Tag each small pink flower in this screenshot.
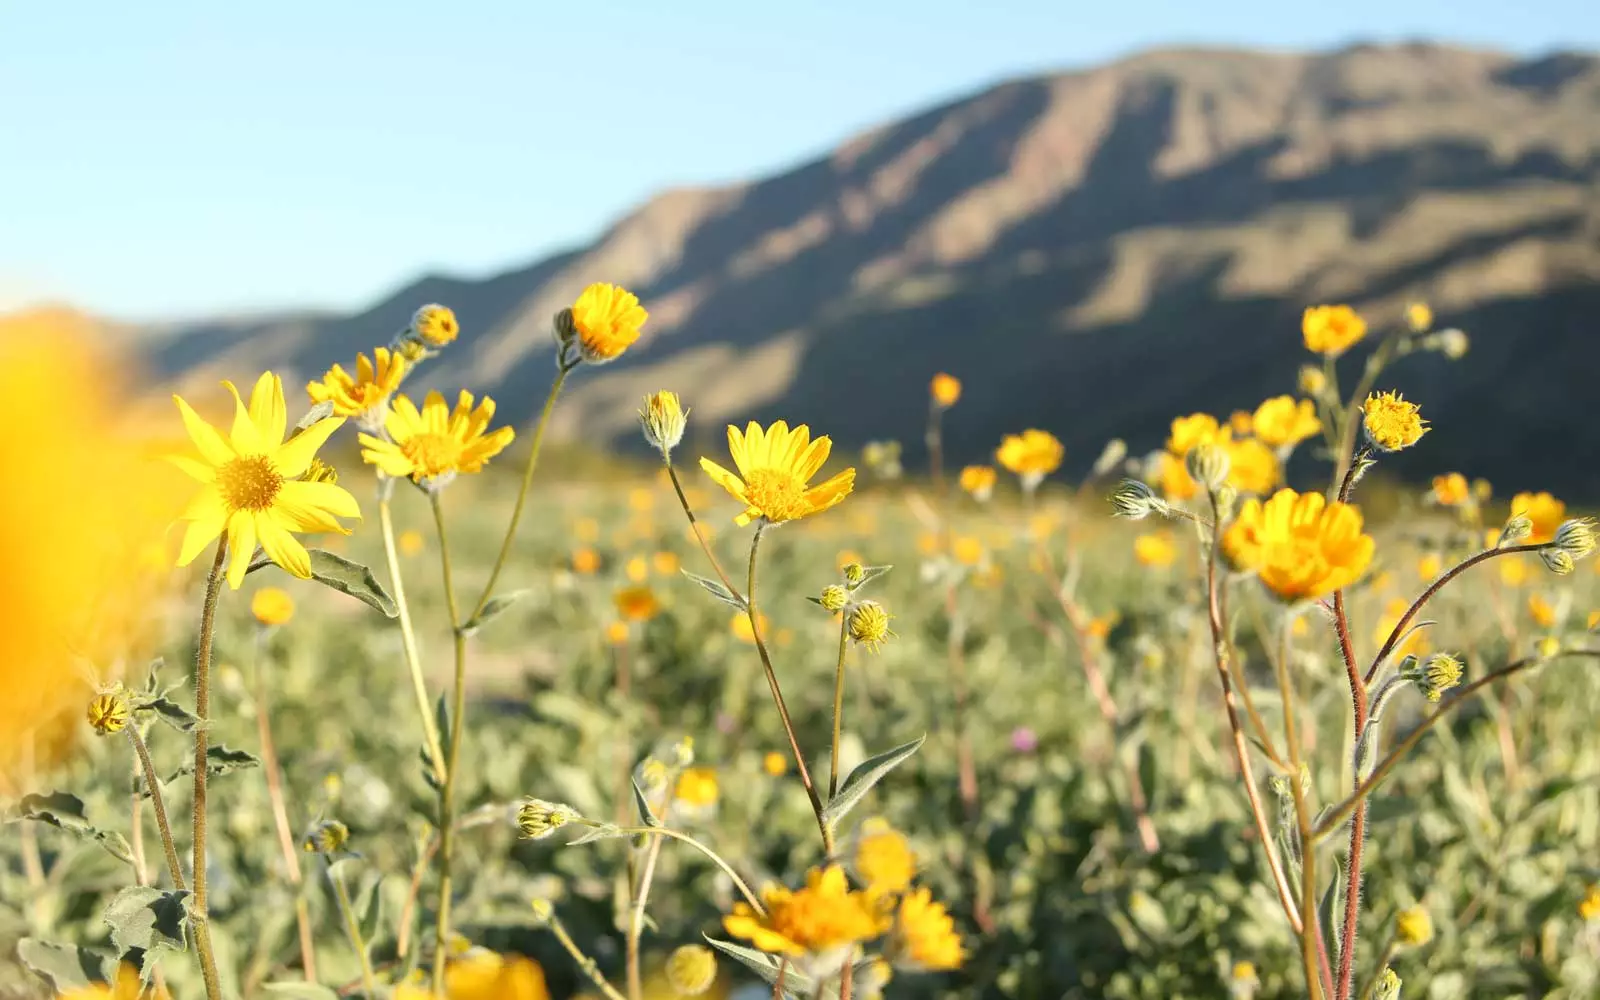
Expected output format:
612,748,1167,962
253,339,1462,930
1010,727,1038,753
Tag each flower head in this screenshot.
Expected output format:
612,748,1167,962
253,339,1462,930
665,944,718,996
302,819,350,854
613,586,661,622
1222,488,1375,602
1252,396,1321,448
959,465,996,502
1580,884,1600,923
1166,413,1220,456
638,390,687,457
1134,531,1177,568
1431,473,1469,506
307,348,407,428
359,390,515,489
1373,968,1402,1000
929,373,961,408
1109,479,1164,519
251,587,295,627
1395,905,1433,946
722,865,891,965
851,818,916,897
55,964,149,1000
1362,391,1428,452
1406,301,1433,332
411,304,460,347
171,372,360,589
1402,652,1463,703
568,282,647,364
731,610,769,644
87,690,131,736
1224,436,1281,494
1303,304,1367,355
1510,492,1567,544
444,950,551,1000
1298,365,1328,396
819,584,850,613
700,421,855,526
888,888,964,971
763,751,789,777
995,429,1063,490
674,766,719,809
847,601,895,652
1553,518,1597,561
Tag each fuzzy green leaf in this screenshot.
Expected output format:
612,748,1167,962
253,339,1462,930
461,589,530,635
103,886,190,961
249,550,397,617
16,939,116,993
680,570,746,609
170,745,261,782
702,936,808,995
140,695,201,732
822,734,925,825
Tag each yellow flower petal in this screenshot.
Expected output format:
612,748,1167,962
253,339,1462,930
247,371,288,447
255,512,312,579
225,511,258,589
275,415,346,478
223,379,267,455
174,394,235,466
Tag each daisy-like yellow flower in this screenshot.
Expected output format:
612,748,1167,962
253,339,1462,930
1166,413,1221,456
614,585,661,622
1228,409,1254,435
1134,531,1178,568
959,464,996,501
1406,301,1433,332
1528,593,1557,628
1223,436,1281,494
952,535,985,567
1156,451,1199,502
251,586,295,626
722,865,891,964
929,373,961,408
1302,304,1367,355
1362,391,1428,452
1251,396,1321,448
651,550,680,575
412,304,460,347
700,421,856,526
851,818,916,897
359,390,515,488
569,282,648,363
603,621,630,646
443,950,551,1000
171,372,360,589
1222,488,1375,602
995,429,1064,487
1509,491,1566,544
1395,905,1433,946
306,347,407,426
763,751,789,777
888,888,964,972
1432,473,1469,506
625,555,650,582
571,547,601,575
675,766,719,808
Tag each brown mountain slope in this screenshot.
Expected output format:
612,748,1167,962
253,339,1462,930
131,43,1600,495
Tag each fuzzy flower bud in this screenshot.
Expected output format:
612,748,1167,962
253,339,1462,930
302,819,350,855
1431,328,1469,359
819,584,850,613
1403,653,1463,703
1499,515,1533,546
1109,479,1164,520
1091,439,1127,479
516,799,580,840
1373,967,1402,1000
842,562,866,587
410,304,459,347
528,898,554,926
847,601,894,652
671,736,695,769
638,390,688,458
1297,365,1327,396
1540,548,1575,575
1185,441,1230,492
1551,518,1596,560
664,944,718,996
87,690,130,736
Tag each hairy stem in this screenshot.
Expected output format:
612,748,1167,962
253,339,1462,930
430,491,470,992
330,861,377,995
190,541,228,1000
126,726,186,892
1276,615,1333,999
547,909,629,1000
1334,591,1368,1000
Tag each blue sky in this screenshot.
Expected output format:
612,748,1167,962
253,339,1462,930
4,1,1597,320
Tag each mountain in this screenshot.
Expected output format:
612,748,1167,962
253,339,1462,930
123,43,1600,496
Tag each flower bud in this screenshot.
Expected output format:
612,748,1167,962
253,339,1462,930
1540,548,1575,575
1185,442,1230,492
1297,365,1327,396
665,944,718,996
1430,328,1468,359
1109,479,1164,520
847,601,894,651
1499,515,1533,546
302,819,350,854
410,304,459,347
1091,439,1127,479
638,390,688,458
87,690,130,736
516,799,579,840
1552,518,1596,560
842,562,866,587
819,584,849,613
528,898,554,926
1373,967,1402,1000
1402,653,1463,703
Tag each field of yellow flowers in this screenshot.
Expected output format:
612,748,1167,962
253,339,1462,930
3,296,1600,1000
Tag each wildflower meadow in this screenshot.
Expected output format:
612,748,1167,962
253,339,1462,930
3,293,1599,1000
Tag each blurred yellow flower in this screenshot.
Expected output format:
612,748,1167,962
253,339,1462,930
444,950,551,1000
359,390,515,486
852,818,916,896
959,464,997,501
1223,489,1374,602
1086,613,1119,641
889,888,964,971
1528,593,1557,628
1166,413,1220,456
1406,301,1433,332
572,548,601,575
570,282,647,364
763,751,789,777
1302,304,1367,355
400,528,426,556
1500,558,1528,587
412,304,460,347
1362,391,1428,452
722,865,891,961
604,621,630,646
1156,451,1199,501
628,487,655,512
1228,410,1254,435
929,372,962,408
624,555,650,582
573,517,601,542
1224,436,1281,495
701,421,856,526
56,964,154,999
1417,553,1443,580
172,372,359,589
651,550,680,575
1251,396,1320,448
664,944,719,997
1509,491,1565,544
1580,884,1600,923
836,549,865,572
674,766,719,808
1588,610,1600,630
251,587,296,627
614,586,661,622
995,429,1064,485
306,347,407,424
1375,597,1428,657
1298,365,1327,396
952,536,985,567
1134,531,1178,569
731,611,769,644
1395,905,1433,946
1432,473,1469,506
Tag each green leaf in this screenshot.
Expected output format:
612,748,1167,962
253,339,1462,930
170,745,261,781
263,986,342,1000
103,886,190,960
822,734,925,825
567,822,632,846
852,564,893,589
248,550,397,617
294,400,335,432
357,875,385,951
11,791,93,833
461,589,530,635
631,777,658,826
702,936,809,996
680,569,746,609
16,938,116,992
140,695,202,732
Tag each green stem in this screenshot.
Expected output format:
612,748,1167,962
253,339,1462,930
1356,934,1397,1000
430,490,470,993
471,363,572,620
330,861,377,995
546,909,629,1000
746,522,833,854
611,825,767,915
625,816,666,1000
666,461,741,598
828,618,849,799
126,726,186,892
189,541,229,1000
379,489,447,783
1329,335,1398,492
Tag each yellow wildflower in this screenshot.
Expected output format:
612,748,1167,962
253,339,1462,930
1362,391,1428,452
251,586,295,626
651,550,680,575
1376,597,1429,657
444,950,551,1000
1406,301,1433,332
722,866,891,963
1228,410,1254,435
952,535,985,567
701,421,855,526
87,691,131,736
1580,884,1600,922
1500,558,1528,587
398,529,425,556
411,304,460,347
569,282,647,364
1222,489,1375,602
763,751,789,777
604,620,630,646
1417,552,1443,580
1302,304,1367,355
614,586,661,622
359,390,515,487
995,429,1064,486
675,766,719,808
664,944,718,996
889,888,964,971
1156,451,1199,502
731,611,769,644
851,818,916,896
1395,905,1433,946
929,373,962,408
625,555,650,582
1223,436,1281,494
1432,473,1469,506
1251,396,1320,448
1166,413,1221,456
171,372,359,589
1134,531,1177,569
572,547,601,575
306,347,407,425
1509,491,1565,544
959,464,997,501
1528,593,1557,628
56,964,152,999
847,602,895,651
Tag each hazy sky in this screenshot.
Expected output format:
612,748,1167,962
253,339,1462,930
4,0,1597,320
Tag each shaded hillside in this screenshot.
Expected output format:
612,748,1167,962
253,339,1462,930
126,42,1600,495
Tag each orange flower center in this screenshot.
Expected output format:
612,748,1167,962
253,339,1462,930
743,468,809,522
217,455,283,512
402,433,464,479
